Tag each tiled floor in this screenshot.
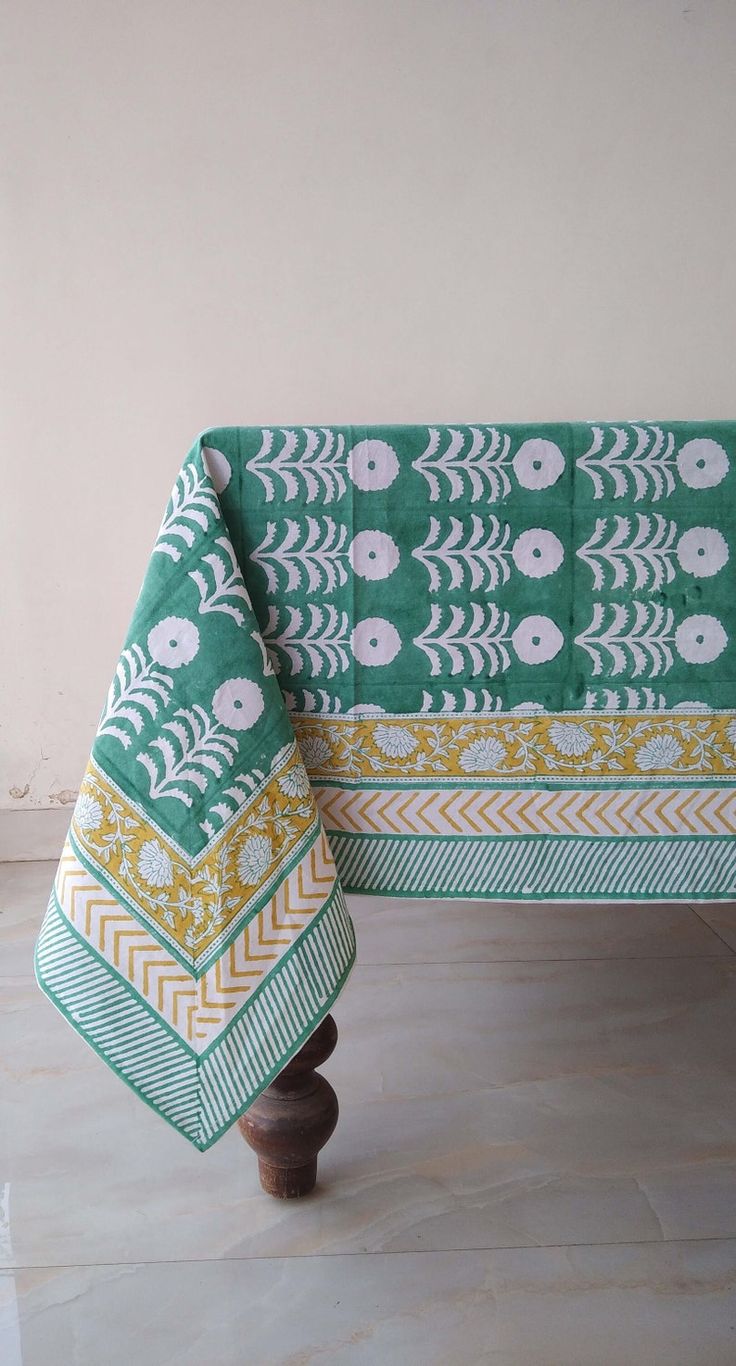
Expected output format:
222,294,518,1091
2,862,736,1364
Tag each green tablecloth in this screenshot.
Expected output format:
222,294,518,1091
35,423,736,1147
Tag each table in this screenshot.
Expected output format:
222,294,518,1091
34,423,736,1195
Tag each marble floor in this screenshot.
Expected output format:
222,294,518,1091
2,862,736,1364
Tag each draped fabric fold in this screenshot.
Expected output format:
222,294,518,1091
34,422,736,1147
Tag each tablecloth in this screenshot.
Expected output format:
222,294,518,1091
34,423,736,1148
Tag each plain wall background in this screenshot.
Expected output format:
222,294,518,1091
2,0,736,828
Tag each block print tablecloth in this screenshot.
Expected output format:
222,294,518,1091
35,423,736,1147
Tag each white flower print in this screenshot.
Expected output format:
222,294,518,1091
635,734,684,771
726,720,736,746
511,528,564,579
459,737,507,772
352,617,402,666
347,439,399,491
674,614,728,665
374,724,418,759
237,834,272,884
298,735,332,769
349,530,400,581
676,439,729,490
278,763,311,798
676,527,729,578
512,439,565,490
211,677,265,730
75,793,104,831
137,839,174,888
344,704,386,715
548,721,593,757
147,616,200,669
511,615,565,665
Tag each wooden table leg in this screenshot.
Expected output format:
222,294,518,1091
238,1014,339,1198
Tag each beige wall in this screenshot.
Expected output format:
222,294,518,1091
2,0,736,826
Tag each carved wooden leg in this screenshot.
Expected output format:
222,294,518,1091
238,1014,339,1198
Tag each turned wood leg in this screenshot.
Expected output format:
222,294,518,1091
238,1014,339,1198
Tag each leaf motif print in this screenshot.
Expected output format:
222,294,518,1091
250,517,349,593
263,605,351,679
246,428,347,504
577,514,678,591
583,687,670,710
97,646,173,749
412,515,512,591
420,688,503,712
414,604,512,678
577,426,676,502
413,427,512,504
136,705,239,806
188,536,253,625
250,629,275,678
153,463,221,563
575,602,676,678
298,690,344,714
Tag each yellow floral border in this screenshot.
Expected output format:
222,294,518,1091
71,747,317,959
293,713,736,782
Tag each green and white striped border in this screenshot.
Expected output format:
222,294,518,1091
34,884,356,1151
329,831,736,901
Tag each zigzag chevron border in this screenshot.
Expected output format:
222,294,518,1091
34,885,356,1150
314,784,736,837
54,830,338,1049
330,831,736,901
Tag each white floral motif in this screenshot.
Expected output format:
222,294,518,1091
727,720,736,746
548,721,594,757
137,839,174,888
575,602,676,678
347,440,399,491
247,429,347,504
147,617,200,669
513,439,565,490
352,618,402,666
211,678,265,731
511,528,564,579
75,794,104,831
97,645,174,750
252,518,349,594
298,735,332,769
277,763,311,798
412,428,512,504
511,615,565,665
263,604,351,678
237,835,272,884
676,439,729,490
374,724,418,759
635,734,684,771
676,527,729,578
577,515,678,592
675,615,728,665
349,530,400,581
412,515,512,592
189,536,253,625
577,427,676,502
153,462,221,563
137,705,240,807
414,603,511,677
459,737,507,772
